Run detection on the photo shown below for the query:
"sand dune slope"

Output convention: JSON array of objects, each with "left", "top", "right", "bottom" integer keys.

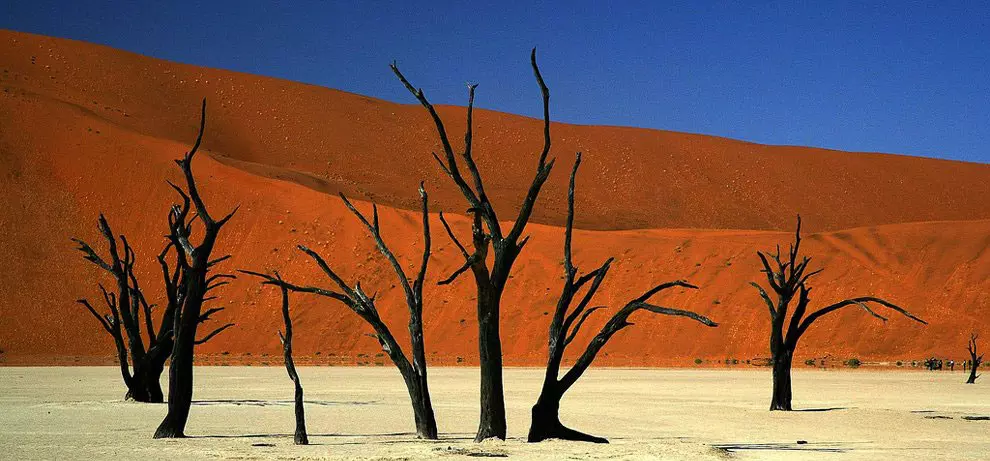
[
  {"left": 1, "top": 30, "right": 988, "bottom": 365},
  {"left": 3, "top": 29, "right": 989, "bottom": 232}
]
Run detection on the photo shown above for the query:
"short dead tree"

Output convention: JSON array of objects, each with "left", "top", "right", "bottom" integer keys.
[
  {"left": 751, "top": 216, "right": 926, "bottom": 411},
  {"left": 73, "top": 216, "right": 176, "bottom": 403},
  {"left": 391, "top": 48, "right": 556, "bottom": 442},
  {"left": 527, "top": 153, "right": 718, "bottom": 443},
  {"left": 154, "top": 99, "right": 239, "bottom": 438},
  {"left": 241, "top": 184, "right": 438, "bottom": 439},
  {"left": 967, "top": 332, "right": 983, "bottom": 384},
  {"left": 250, "top": 272, "right": 310, "bottom": 444}
]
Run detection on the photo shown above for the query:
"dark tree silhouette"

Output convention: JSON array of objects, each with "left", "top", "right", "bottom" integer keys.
[
  {"left": 241, "top": 184, "right": 438, "bottom": 439},
  {"left": 73, "top": 217, "right": 176, "bottom": 403},
  {"left": 154, "top": 99, "right": 239, "bottom": 438},
  {"left": 751, "top": 216, "right": 926, "bottom": 411},
  {"left": 255, "top": 272, "right": 310, "bottom": 444},
  {"left": 527, "top": 153, "right": 717, "bottom": 443},
  {"left": 391, "top": 48, "right": 555, "bottom": 442},
  {"left": 967, "top": 332, "right": 982, "bottom": 384}
]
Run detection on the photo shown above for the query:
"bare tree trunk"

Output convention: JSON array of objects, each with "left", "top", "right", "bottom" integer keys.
[
  {"left": 154, "top": 278, "right": 205, "bottom": 438},
  {"left": 290, "top": 376, "right": 308, "bottom": 444},
  {"left": 475, "top": 282, "right": 506, "bottom": 441},
  {"left": 528, "top": 385, "right": 607, "bottom": 444},
  {"left": 401, "top": 370, "right": 438, "bottom": 439},
  {"left": 407, "top": 307, "right": 438, "bottom": 439},
  {"left": 770, "top": 348, "right": 794, "bottom": 411},
  {"left": 273, "top": 282, "right": 308, "bottom": 445},
  {"left": 127, "top": 365, "right": 161, "bottom": 403},
  {"left": 967, "top": 366, "right": 979, "bottom": 384},
  {"left": 125, "top": 339, "right": 171, "bottom": 403}
]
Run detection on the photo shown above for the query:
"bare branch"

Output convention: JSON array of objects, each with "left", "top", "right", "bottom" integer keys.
[
  {"left": 504, "top": 48, "right": 555, "bottom": 244},
  {"left": 206, "top": 273, "right": 236, "bottom": 285},
  {"left": 630, "top": 303, "right": 719, "bottom": 327},
  {"left": 77, "top": 299, "right": 113, "bottom": 334},
  {"left": 238, "top": 269, "right": 350, "bottom": 304},
  {"left": 413, "top": 182, "right": 431, "bottom": 300},
  {"left": 71, "top": 238, "right": 113, "bottom": 272},
  {"left": 390, "top": 61, "right": 483, "bottom": 211},
  {"left": 296, "top": 245, "right": 354, "bottom": 298},
  {"left": 198, "top": 307, "right": 225, "bottom": 323},
  {"left": 438, "top": 254, "right": 479, "bottom": 286},
  {"left": 208, "top": 254, "right": 232, "bottom": 268},
  {"left": 439, "top": 212, "right": 470, "bottom": 260},
  {"left": 749, "top": 281, "right": 776, "bottom": 319},
  {"left": 338, "top": 193, "right": 418, "bottom": 310},
  {"left": 797, "top": 297, "right": 926, "bottom": 338},
  {"left": 194, "top": 323, "right": 234, "bottom": 345},
  {"left": 206, "top": 281, "right": 231, "bottom": 292},
  {"left": 633, "top": 280, "right": 699, "bottom": 304},
  {"left": 563, "top": 306, "right": 605, "bottom": 347}
]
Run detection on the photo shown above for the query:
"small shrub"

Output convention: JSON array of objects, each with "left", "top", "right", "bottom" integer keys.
[
  {"left": 694, "top": 358, "right": 703, "bottom": 365},
  {"left": 805, "top": 359, "right": 816, "bottom": 366},
  {"left": 896, "top": 361, "right": 903, "bottom": 367},
  {"left": 844, "top": 358, "right": 862, "bottom": 368}
]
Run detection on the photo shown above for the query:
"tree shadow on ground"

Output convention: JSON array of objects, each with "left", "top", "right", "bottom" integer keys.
[
  {"left": 191, "top": 399, "right": 377, "bottom": 407},
  {"left": 794, "top": 407, "right": 850, "bottom": 412},
  {"left": 189, "top": 431, "right": 477, "bottom": 445},
  {"left": 713, "top": 442, "right": 852, "bottom": 453}
]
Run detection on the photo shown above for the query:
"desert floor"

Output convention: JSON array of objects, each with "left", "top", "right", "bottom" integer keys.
[{"left": 1, "top": 367, "right": 988, "bottom": 460}]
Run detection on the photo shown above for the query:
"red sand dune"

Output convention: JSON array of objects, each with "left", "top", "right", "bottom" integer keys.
[{"left": 1, "top": 29, "right": 988, "bottom": 367}]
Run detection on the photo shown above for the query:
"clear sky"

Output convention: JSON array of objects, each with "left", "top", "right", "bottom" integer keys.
[{"left": 4, "top": 1, "right": 988, "bottom": 163}]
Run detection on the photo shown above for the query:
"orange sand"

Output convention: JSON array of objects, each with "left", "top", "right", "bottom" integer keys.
[{"left": 1, "top": 29, "right": 988, "bottom": 367}]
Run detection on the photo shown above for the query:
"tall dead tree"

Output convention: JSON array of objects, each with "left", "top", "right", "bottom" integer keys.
[
  {"left": 967, "top": 332, "right": 982, "bottom": 384},
  {"left": 391, "top": 48, "right": 555, "bottom": 442},
  {"left": 154, "top": 99, "right": 239, "bottom": 438},
  {"left": 528, "top": 153, "right": 717, "bottom": 443},
  {"left": 751, "top": 216, "right": 926, "bottom": 411},
  {"left": 241, "top": 184, "right": 438, "bottom": 439}
]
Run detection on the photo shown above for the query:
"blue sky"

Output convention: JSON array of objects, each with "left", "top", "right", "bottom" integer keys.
[{"left": 4, "top": 1, "right": 988, "bottom": 163}]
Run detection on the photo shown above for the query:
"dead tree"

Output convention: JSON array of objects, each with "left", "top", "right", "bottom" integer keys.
[
  {"left": 751, "top": 216, "right": 926, "bottom": 411},
  {"left": 73, "top": 217, "right": 175, "bottom": 402},
  {"left": 527, "top": 153, "right": 717, "bottom": 443},
  {"left": 241, "top": 184, "right": 438, "bottom": 439},
  {"left": 74, "top": 216, "right": 233, "bottom": 403},
  {"left": 391, "top": 48, "right": 555, "bottom": 442},
  {"left": 257, "top": 273, "right": 310, "bottom": 444},
  {"left": 967, "top": 332, "right": 982, "bottom": 384},
  {"left": 153, "top": 99, "right": 239, "bottom": 438}
]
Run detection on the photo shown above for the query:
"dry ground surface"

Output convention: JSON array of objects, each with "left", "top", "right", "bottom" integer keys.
[{"left": 1, "top": 367, "right": 989, "bottom": 460}]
